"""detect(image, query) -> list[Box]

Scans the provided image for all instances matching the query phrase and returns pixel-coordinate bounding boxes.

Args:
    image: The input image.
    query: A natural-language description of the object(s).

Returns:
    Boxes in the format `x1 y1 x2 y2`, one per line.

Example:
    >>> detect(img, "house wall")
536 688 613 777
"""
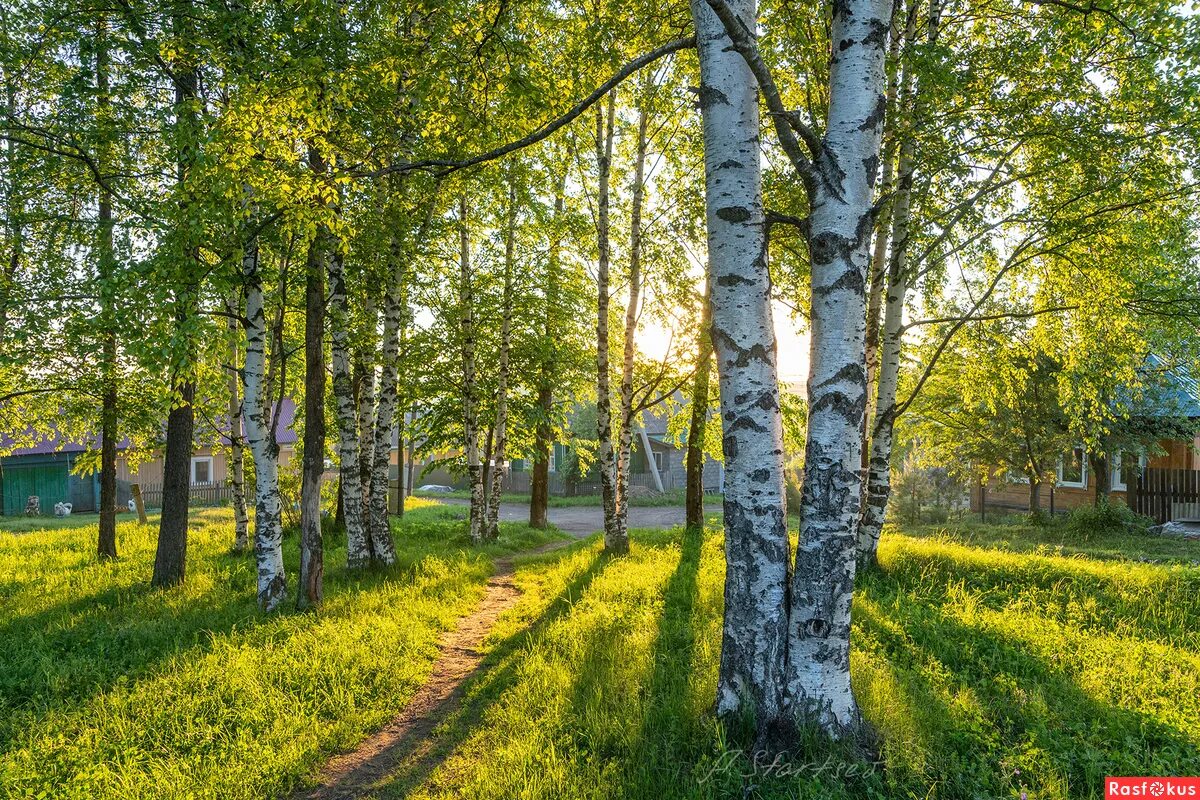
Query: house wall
969 438 1198 514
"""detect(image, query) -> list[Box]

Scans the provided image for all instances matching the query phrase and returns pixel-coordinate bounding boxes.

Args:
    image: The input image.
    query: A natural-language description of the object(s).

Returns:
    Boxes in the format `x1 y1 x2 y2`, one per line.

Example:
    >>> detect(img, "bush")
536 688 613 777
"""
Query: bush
1064 498 1152 538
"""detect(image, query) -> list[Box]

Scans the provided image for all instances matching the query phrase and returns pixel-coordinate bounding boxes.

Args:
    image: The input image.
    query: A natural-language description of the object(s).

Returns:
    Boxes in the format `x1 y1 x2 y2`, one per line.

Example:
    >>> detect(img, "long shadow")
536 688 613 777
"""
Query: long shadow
336 544 611 799
617 527 706 795
854 573 1200 799
875 543 1200 647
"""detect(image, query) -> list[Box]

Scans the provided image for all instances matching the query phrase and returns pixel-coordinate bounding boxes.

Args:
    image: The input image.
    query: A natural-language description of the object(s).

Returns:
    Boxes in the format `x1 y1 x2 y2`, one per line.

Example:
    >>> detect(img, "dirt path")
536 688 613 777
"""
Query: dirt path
292 539 571 800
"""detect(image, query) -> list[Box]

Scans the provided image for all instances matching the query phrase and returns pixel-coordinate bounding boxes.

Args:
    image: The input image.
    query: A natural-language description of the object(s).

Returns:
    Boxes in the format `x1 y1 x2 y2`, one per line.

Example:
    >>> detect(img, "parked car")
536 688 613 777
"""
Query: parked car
417 484 454 493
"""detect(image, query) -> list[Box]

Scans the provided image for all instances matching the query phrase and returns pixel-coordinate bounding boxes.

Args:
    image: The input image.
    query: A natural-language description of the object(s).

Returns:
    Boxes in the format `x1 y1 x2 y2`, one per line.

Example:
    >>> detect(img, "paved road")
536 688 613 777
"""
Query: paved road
440 498 722 538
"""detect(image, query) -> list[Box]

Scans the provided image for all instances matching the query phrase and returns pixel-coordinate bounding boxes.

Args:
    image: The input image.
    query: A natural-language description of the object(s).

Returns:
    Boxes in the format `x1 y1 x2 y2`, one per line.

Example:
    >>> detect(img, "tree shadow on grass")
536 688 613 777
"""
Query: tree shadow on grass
854 576 1200 799
350 545 611 799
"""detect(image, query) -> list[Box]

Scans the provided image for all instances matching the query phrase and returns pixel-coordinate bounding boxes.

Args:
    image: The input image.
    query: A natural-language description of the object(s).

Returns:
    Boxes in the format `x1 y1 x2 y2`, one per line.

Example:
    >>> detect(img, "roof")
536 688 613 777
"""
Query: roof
1141 354 1200 419
1 397 298 458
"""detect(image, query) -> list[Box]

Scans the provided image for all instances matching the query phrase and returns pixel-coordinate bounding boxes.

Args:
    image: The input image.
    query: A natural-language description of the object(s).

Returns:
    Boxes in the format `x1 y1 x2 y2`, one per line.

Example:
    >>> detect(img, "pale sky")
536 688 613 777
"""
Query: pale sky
639 299 811 387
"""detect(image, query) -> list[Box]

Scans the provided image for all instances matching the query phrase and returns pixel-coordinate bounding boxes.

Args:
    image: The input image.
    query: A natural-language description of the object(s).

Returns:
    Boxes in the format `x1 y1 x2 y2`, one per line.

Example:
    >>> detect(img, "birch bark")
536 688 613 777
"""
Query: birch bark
227 294 249 553
594 94 625 555
459 196 486 544
859 0 941 568
367 230 401 565
487 181 517 540
616 104 649 538
95 18 118 561
785 0 891 735
333 251 368 567
242 229 286 610
691 0 790 723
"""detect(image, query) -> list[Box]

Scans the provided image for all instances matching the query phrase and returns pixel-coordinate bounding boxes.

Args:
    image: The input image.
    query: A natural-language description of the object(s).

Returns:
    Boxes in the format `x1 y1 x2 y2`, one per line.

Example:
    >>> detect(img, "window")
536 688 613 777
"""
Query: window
191 457 213 486
653 451 666 474
1057 447 1087 488
548 451 556 473
1111 452 1146 492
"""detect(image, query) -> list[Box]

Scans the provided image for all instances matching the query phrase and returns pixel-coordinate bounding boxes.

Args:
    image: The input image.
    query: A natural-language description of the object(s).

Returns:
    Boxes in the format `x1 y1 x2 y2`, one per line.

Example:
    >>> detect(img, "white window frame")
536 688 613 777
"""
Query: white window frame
191 456 214 486
653 451 666 474
548 451 556 473
1056 447 1087 489
1111 452 1147 492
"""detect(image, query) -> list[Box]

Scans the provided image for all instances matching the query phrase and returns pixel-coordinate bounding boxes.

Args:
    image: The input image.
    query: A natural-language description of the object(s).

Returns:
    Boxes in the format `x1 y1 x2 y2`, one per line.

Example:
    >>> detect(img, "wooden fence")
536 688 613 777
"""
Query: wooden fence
1133 468 1200 523
137 482 232 509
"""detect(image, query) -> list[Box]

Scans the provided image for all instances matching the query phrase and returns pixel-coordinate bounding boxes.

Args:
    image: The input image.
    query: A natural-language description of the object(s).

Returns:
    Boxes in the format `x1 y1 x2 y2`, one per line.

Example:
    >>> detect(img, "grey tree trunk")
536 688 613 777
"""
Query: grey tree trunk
594 94 626 555
786 0 892 735
691 0 790 725
530 178 565 530
367 231 402 566
242 229 286 610
227 295 249 553
487 181 517 540
152 22 200 591
459 196 486 544
685 275 713 531
298 200 328 610
616 103 650 539
354 303 376 546
858 0 940 569
95 18 118 561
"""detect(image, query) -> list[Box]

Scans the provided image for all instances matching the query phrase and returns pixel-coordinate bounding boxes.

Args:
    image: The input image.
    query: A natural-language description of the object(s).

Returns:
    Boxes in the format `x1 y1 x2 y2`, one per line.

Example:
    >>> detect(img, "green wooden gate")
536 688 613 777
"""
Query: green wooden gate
1 463 70 515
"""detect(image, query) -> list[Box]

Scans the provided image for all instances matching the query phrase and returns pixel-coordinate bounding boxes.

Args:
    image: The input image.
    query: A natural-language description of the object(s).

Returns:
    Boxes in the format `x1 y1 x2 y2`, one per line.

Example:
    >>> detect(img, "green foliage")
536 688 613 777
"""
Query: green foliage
1063 499 1153 540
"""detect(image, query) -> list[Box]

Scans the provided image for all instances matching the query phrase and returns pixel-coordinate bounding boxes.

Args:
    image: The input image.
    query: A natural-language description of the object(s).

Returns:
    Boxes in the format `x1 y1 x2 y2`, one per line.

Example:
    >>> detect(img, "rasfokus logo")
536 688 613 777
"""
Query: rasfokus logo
1106 778 1200 798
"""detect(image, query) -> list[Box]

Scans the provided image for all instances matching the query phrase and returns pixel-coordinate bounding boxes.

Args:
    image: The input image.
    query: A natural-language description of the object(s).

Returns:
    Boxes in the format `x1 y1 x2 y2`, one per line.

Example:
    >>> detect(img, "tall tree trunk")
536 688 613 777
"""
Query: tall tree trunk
242 228 286 610
594 94 625 555
685 275 714 531
152 17 201 590
298 183 327 609
1091 452 1110 505
458 196 486 544
227 294 249 552
354 314 376 551
863 6 904 447
1028 478 1042 513
858 0 939 568
487 180 517 540
529 178 565 529
0 80 21 344
95 17 118 561
691 0 789 726
784 0 891 737
367 229 402 565
616 102 650 539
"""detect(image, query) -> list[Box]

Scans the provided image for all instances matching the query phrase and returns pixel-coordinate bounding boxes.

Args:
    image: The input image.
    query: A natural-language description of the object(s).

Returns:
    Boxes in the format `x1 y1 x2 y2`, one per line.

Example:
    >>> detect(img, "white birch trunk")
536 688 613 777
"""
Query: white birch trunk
859 0 940 567
594 94 626 555
330 235 369 569
691 0 790 723
785 0 891 736
226 295 249 552
367 233 401 566
355 300 377 534
616 105 650 536
487 182 517 540
459 197 486 544
242 233 286 611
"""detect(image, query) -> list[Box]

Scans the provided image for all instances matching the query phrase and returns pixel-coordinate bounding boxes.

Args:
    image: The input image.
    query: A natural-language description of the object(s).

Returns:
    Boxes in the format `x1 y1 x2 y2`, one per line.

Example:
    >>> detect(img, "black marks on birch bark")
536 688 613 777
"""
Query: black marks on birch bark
810 390 866 427
697 85 730 109
717 273 753 287
857 94 887 132
815 363 865 389
813 263 866 297
717 205 752 223
717 159 743 169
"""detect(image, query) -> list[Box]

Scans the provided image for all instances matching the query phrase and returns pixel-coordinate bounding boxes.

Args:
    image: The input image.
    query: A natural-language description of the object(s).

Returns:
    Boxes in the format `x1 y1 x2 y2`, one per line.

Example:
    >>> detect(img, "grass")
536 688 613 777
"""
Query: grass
4 507 1197 799
364 520 1199 800
413 488 724 508
0 502 565 800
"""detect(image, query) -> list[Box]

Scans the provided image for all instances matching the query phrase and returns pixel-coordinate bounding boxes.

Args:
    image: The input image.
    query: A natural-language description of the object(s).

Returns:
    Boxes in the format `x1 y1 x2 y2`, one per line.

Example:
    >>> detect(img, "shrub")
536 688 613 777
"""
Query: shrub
1064 498 1152 538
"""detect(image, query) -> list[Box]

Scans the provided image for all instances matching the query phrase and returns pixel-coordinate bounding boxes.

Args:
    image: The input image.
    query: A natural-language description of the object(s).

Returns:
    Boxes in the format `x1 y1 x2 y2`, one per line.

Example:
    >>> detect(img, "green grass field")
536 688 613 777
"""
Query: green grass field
1 508 1196 799
0 503 565 800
